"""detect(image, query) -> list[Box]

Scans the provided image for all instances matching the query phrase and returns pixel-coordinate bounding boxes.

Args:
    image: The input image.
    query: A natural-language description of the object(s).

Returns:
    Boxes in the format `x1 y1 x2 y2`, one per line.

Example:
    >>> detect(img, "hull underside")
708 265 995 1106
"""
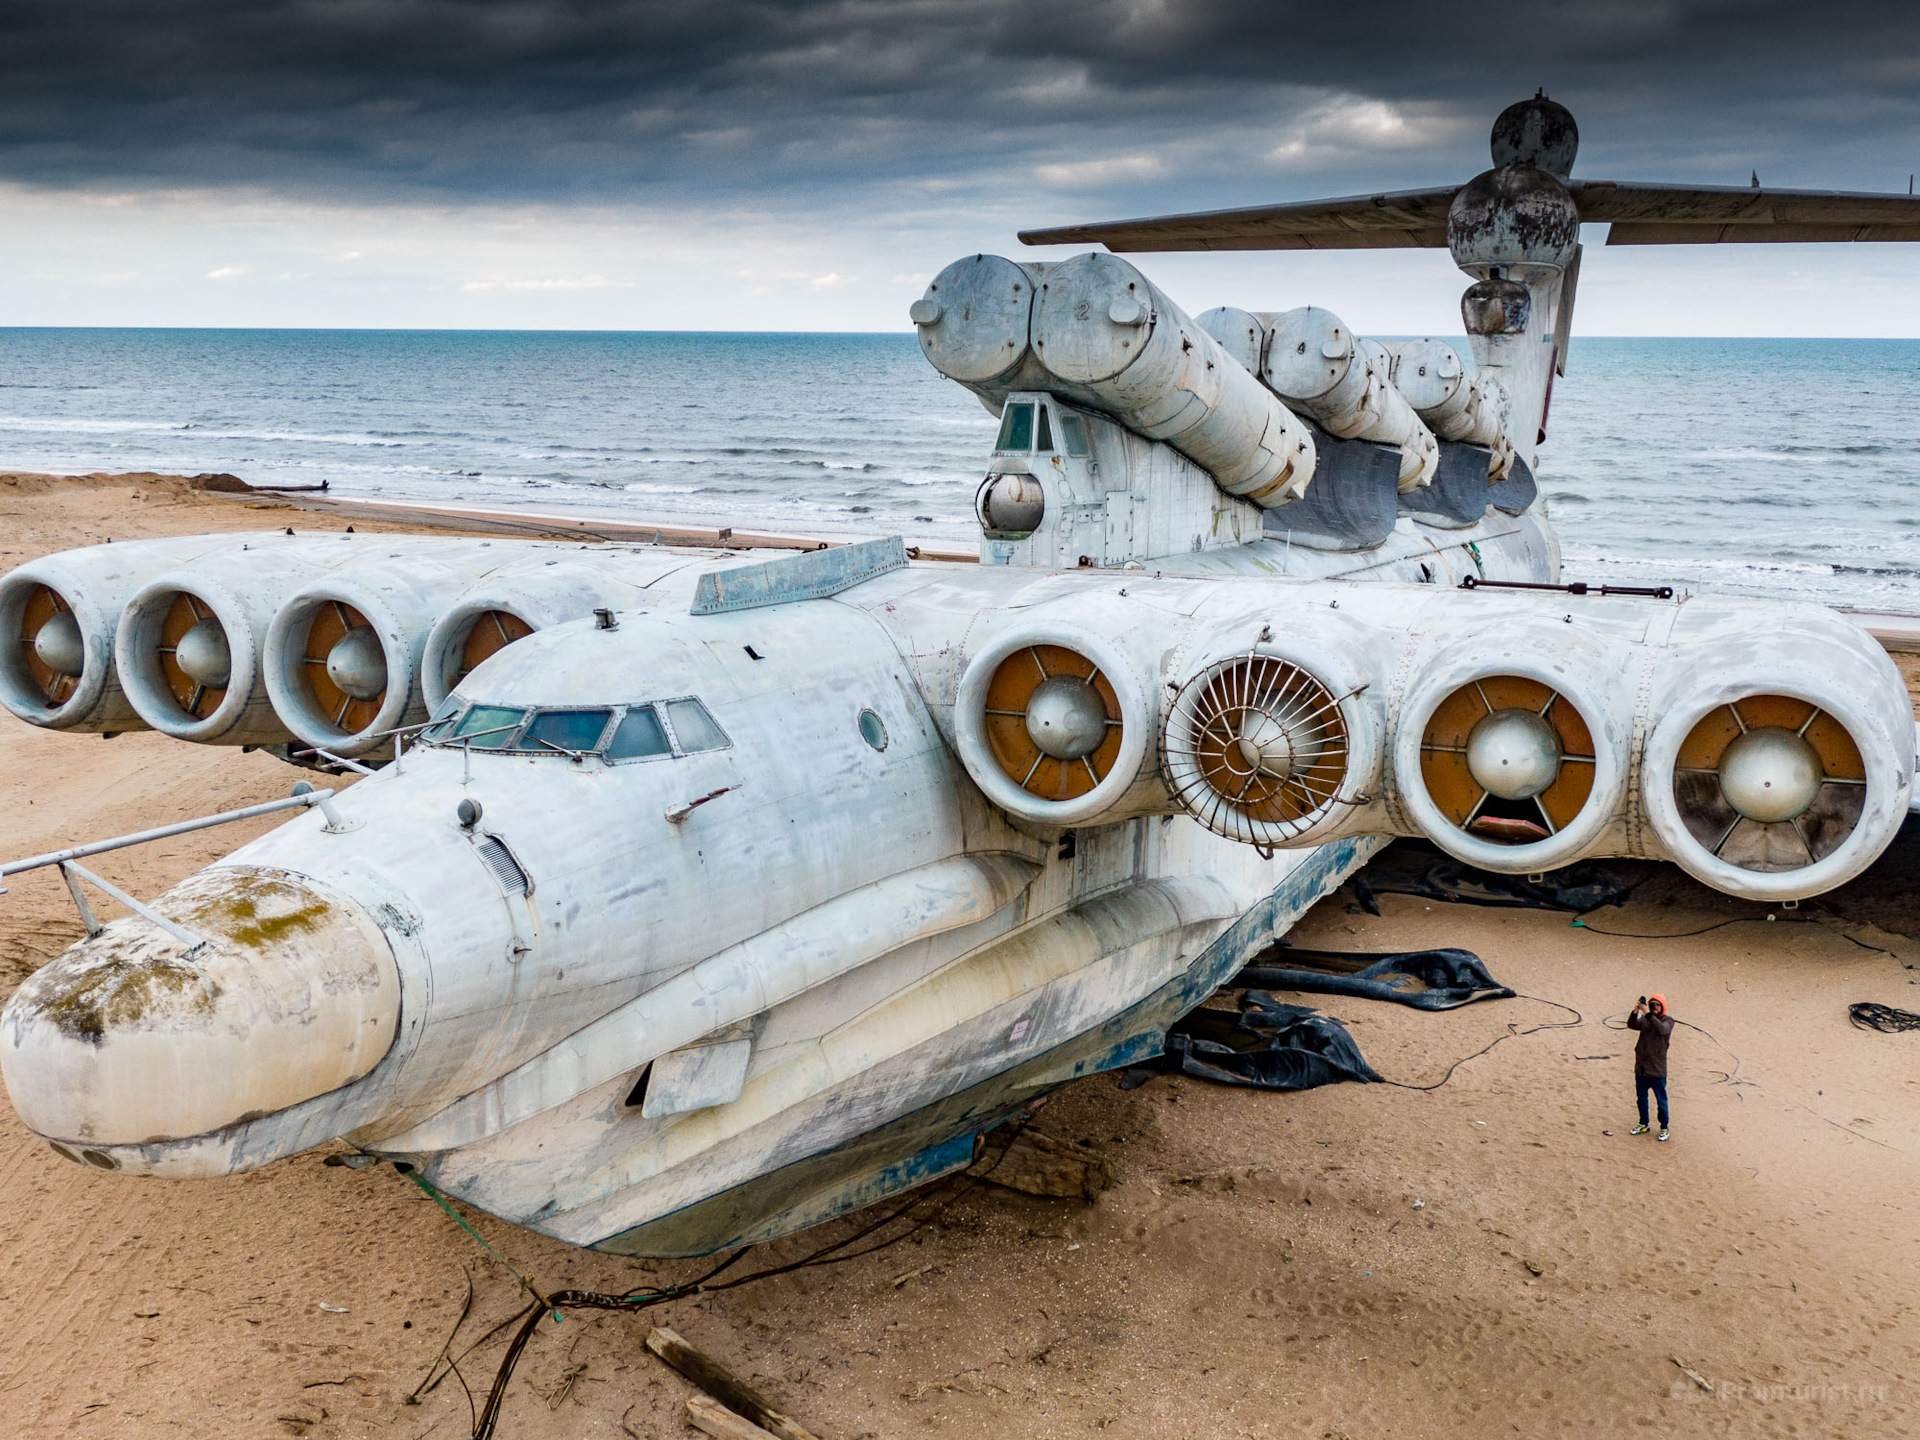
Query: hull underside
582 835 1379 1257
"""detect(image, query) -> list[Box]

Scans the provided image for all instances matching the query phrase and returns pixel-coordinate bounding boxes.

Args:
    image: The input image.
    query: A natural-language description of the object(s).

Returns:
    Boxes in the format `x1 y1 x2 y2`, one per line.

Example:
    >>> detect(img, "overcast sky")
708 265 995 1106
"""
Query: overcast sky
3 0 1917 334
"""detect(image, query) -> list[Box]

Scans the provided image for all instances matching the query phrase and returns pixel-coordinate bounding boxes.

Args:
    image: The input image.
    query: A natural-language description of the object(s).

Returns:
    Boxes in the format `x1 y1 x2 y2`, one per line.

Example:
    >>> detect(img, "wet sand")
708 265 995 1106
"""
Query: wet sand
1 471 1917 1440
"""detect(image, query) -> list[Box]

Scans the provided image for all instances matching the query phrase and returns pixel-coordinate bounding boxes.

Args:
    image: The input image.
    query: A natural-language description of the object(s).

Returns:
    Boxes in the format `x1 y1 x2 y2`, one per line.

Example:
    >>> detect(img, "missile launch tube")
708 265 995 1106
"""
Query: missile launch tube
909 253 1053 389
1029 253 1317 506
1248 307 1439 494
1388 339 1516 479
915 253 1317 507
0 536 259 733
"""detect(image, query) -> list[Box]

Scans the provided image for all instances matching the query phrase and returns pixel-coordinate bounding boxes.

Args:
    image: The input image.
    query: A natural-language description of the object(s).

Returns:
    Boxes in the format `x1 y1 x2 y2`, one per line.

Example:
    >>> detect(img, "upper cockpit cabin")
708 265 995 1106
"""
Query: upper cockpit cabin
992 397 1093 461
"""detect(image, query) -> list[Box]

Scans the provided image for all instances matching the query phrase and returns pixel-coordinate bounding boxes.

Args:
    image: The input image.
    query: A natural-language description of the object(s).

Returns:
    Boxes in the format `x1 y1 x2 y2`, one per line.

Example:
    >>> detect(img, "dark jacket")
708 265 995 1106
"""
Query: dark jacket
1628 1010 1674 1078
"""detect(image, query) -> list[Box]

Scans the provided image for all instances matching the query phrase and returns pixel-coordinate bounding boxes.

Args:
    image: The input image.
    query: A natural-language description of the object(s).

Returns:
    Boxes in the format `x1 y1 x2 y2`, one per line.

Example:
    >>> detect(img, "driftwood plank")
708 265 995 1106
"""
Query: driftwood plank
645 1326 821 1440
687 1393 781 1440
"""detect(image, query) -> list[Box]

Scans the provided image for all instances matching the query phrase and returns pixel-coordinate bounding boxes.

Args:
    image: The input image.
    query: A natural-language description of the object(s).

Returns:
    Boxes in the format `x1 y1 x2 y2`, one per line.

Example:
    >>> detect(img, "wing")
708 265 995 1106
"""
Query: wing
1019 179 1920 252
1015 186 1460 251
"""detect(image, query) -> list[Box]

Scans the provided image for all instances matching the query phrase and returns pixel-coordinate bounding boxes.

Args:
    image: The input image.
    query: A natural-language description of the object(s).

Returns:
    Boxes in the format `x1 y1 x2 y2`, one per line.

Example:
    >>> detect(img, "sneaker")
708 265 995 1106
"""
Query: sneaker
1657 1128 1670 1142
1630 1124 1650 1136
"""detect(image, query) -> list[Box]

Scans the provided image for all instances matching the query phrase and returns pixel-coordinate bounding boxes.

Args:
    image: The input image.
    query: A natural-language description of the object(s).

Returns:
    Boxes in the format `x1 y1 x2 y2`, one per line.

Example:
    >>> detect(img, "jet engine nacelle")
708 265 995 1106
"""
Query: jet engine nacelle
1389 619 1633 874
952 612 1163 829
1640 603 1912 901
115 534 451 746
1143 586 1909 897
264 543 526 758
0 536 251 734
1158 609 1388 850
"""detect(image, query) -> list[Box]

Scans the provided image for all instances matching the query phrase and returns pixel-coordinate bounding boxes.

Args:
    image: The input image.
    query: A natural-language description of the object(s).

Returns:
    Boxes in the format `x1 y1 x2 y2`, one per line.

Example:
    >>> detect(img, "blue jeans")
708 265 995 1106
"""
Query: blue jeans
1636 1073 1669 1128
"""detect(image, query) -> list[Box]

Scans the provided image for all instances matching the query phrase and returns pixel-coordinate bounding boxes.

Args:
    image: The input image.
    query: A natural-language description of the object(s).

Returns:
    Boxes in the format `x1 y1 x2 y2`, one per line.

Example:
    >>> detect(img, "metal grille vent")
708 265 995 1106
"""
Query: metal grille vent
1161 649 1354 847
475 836 529 894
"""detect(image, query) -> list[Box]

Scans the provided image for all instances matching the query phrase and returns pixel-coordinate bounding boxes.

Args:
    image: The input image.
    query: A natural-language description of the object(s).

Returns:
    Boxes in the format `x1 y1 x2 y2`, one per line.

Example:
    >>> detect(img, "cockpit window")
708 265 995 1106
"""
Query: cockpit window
1059 411 1090 458
606 705 672 760
452 703 526 750
1035 404 1054 452
664 698 729 753
995 402 1033 452
422 697 727 762
419 694 464 742
518 708 614 754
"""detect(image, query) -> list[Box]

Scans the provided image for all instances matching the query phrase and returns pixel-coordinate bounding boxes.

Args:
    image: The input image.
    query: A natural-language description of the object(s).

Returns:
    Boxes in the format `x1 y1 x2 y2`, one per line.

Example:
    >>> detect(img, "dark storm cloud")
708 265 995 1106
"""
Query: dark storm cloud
3 0 1917 215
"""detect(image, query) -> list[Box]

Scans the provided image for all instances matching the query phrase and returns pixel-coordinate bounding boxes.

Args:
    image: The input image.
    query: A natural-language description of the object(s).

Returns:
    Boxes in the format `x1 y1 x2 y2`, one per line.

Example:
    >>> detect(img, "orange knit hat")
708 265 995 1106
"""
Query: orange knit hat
1648 993 1667 1012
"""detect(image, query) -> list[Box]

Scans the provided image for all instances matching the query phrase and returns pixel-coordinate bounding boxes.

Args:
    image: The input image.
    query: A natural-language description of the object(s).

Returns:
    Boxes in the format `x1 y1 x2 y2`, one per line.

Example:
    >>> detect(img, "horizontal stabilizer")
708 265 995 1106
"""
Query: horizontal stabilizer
1021 179 1920 252
1016 186 1458 251
1577 179 1920 244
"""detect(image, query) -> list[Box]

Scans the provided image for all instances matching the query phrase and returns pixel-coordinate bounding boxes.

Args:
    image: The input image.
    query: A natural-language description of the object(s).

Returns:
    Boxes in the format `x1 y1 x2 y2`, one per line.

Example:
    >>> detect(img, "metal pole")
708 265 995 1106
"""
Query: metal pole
59 863 103 937
0 790 327 881
62 862 209 953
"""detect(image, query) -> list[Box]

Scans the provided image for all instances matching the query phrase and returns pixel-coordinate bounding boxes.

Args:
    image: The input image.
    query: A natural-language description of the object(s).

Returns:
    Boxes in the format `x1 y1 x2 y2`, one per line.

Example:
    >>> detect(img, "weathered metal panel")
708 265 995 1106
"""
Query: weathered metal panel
688 536 906 615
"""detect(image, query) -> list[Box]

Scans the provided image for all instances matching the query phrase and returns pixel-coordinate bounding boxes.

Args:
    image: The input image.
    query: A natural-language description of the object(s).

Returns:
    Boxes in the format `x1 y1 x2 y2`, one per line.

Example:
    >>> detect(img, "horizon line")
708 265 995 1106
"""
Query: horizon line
5 324 1920 342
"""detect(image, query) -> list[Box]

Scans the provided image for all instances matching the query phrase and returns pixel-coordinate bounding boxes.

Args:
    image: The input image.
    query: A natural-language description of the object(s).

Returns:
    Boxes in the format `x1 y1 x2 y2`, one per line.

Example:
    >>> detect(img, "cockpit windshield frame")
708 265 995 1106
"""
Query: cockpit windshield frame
417 694 730 764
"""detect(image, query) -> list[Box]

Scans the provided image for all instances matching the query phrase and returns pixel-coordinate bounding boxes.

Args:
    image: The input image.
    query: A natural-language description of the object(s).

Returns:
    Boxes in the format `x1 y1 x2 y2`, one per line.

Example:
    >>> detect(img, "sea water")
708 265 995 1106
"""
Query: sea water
1 329 1915 611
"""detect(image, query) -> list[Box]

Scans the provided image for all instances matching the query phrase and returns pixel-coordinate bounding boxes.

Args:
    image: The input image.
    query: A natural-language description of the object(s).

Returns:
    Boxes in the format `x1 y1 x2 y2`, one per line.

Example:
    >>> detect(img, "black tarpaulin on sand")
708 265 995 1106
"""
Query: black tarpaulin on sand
1126 946 1513 1092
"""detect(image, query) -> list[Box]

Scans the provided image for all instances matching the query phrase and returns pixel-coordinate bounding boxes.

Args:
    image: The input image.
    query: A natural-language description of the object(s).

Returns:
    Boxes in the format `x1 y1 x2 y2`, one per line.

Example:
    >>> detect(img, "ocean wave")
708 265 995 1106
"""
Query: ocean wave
0 415 179 433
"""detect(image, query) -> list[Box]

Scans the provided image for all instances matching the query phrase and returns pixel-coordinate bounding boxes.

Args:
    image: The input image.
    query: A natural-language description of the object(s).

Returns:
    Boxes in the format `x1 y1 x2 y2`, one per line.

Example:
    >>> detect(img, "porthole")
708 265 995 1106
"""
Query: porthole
858 708 888 751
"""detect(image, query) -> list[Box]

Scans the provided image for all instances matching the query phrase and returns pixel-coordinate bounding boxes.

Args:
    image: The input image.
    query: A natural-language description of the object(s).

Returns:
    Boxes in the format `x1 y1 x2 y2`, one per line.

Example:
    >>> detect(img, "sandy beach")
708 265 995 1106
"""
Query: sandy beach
2 470 1917 1440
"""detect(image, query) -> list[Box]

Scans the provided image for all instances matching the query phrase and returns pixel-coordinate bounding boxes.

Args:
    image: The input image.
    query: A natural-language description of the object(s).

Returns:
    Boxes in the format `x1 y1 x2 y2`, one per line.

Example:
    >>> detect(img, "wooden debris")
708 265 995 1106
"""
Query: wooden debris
1671 1356 1714 1393
687 1393 782 1440
971 1129 1112 1201
645 1326 820 1440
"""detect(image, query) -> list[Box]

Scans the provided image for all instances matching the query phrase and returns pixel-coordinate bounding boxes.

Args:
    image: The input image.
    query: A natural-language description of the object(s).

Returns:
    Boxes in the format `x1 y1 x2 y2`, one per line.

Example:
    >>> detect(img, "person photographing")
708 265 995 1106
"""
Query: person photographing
1628 994 1674 1141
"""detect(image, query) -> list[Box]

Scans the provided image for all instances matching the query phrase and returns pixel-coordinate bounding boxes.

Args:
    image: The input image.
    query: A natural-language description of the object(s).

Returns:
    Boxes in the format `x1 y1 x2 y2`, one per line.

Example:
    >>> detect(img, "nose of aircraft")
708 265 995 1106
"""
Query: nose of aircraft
0 865 399 1172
